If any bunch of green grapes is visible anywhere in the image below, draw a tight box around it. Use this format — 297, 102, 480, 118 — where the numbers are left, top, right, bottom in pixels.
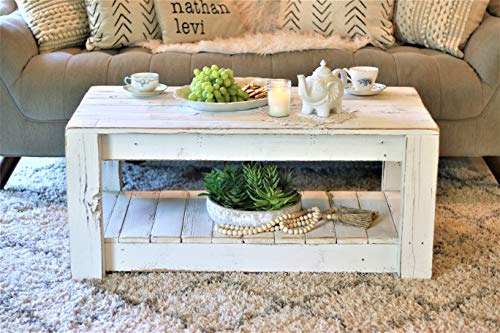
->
188, 65, 250, 103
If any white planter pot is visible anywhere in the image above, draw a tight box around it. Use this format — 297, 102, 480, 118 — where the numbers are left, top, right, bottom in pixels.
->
206, 197, 302, 227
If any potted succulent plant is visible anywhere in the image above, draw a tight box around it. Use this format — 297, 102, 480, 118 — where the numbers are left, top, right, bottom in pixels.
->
200, 163, 302, 227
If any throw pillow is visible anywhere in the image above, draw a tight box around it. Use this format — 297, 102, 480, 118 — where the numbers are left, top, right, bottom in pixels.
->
153, 0, 245, 44
85, 0, 161, 51
279, 0, 396, 49
394, 0, 489, 58
14, 0, 89, 52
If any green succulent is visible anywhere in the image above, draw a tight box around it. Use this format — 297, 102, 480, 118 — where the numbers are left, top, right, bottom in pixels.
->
200, 163, 301, 211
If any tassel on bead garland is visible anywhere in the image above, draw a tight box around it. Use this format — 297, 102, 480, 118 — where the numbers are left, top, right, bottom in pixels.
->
216, 205, 378, 237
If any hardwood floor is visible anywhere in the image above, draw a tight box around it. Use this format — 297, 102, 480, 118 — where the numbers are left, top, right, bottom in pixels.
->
0, 156, 21, 189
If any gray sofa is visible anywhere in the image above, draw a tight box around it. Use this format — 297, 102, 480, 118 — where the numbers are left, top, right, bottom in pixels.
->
0, 5, 499, 161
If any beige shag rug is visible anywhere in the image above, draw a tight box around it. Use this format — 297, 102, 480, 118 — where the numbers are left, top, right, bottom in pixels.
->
142, 31, 369, 55
0, 158, 499, 332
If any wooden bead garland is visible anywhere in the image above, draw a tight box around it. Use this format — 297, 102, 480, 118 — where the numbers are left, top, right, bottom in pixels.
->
216, 207, 321, 236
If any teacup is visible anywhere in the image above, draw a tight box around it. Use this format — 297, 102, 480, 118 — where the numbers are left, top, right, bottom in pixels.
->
124, 72, 159, 92
344, 66, 378, 91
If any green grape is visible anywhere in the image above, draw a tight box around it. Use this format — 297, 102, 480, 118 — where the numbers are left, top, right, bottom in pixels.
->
215, 96, 224, 103
211, 70, 220, 79
188, 92, 197, 101
213, 83, 220, 90
196, 90, 203, 98
230, 95, 238, 102
194, 69, 201, 76
213, 90, 222, 98
194, 85, 203, 92
205, 86, 214, 93
220, 87, 227, 95
221, 73, 229, 80
226, 69, 234, 77
206, 92, 214, 100
216, 78, 224, 85
211, 64, 219, 71
241, 91, 249, 100
237, 96, 244, 101
203, 67, 211, 75
201, 82, 210, 89
202, 90, 208, 98
227, 88, 237, 96
224, 79, 231, 87
198, 73, 206, 81
237, 88, 244, 97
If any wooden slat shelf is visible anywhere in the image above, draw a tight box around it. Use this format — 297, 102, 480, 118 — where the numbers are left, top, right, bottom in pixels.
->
103, 190, 400, 245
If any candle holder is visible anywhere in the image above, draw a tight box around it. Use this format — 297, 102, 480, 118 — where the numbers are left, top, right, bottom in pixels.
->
267, 79, 291, 118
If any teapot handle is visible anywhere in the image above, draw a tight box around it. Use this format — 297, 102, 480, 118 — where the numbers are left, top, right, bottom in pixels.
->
332, 68, 350, 85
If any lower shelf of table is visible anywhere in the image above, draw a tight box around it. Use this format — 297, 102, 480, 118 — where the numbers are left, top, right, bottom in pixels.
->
102, 190, 401, 273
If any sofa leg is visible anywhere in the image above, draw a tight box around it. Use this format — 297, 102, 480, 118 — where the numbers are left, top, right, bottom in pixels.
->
484, 156, 500, 183
0, 156, 21, 189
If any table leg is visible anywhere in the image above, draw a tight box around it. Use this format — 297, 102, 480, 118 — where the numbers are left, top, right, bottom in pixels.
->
381, 161, 401, 192
400, 135, 439, 278
102, 161, 122, 191
66, 133, 104, 279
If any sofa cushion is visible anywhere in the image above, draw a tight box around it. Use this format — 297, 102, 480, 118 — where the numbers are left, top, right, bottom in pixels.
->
11, 46, 482, 122
0, 0, 16, 15
489, 0, 500, 16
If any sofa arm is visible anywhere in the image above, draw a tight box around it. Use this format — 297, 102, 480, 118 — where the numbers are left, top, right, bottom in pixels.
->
0, 11, 38, 88
464, 14, 500, 89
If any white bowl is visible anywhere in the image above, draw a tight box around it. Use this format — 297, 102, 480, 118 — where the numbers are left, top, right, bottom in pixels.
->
206, 197, 302, 227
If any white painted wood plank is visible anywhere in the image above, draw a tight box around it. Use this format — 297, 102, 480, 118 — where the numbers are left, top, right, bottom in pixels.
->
357, 192, 398, 244
104, 191, 132, 243
382, 161, 401, 192
69, 87, 438, 134
150, 191, 188, 243
102, 191, 119, 230
118, 191, 159, 243
302, 191, 336, 244
100, 134, 405, 162
243, 231, 275, 244
330, 191, 368, 244
102, 161, 122, 191
105, 242, 399, 273
400, 135, 439, 278
66, 132, 104, 279
181, 192, 213, 243
384, 191, 401, 235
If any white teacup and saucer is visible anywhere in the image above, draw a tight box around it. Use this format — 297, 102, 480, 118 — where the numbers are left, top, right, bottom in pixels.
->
339, 66, 386, 96
123, 72, 167, 98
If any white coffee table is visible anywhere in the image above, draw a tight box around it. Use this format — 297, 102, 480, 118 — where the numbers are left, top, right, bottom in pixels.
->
66, 86, 439, 280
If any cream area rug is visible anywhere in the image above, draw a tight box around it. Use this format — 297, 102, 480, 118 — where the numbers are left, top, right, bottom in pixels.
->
1, 158, 499, 332
142, 31, 369, 55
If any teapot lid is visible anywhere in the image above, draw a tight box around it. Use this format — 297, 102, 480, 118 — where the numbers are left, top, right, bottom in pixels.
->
312, 60, 334, 79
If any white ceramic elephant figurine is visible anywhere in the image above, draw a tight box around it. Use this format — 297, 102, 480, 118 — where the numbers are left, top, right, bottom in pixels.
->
297, 60, 347, 118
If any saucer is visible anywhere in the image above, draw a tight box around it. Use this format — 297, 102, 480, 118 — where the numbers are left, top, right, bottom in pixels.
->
123, 83, 167, 98
345, 83, 386, 96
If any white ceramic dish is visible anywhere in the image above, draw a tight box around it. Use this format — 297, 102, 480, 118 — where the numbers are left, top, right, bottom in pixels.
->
174, 77, 269, 112
345, 83, 387, 96
123, 83, 167, 98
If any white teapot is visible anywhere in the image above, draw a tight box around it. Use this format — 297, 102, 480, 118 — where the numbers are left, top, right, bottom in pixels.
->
297, 60, 348, 117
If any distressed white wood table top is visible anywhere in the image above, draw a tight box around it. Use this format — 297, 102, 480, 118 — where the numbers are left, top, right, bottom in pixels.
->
67, 86, 438, 135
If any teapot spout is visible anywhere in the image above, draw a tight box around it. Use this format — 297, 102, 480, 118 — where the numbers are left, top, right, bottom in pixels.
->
297, 74, 310, 98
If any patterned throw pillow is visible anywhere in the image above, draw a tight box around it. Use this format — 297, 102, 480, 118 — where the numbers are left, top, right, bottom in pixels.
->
85, 0, 161, 51
394, 0, 489, 58
153, 0, 245, 44
14, 0, 89, 52
279, 0, 396, 48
